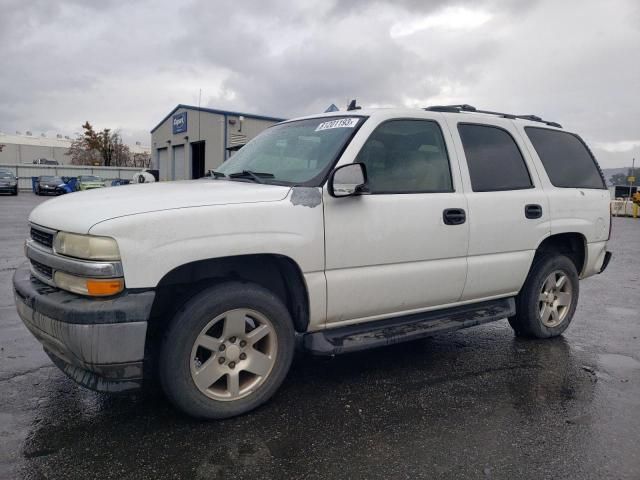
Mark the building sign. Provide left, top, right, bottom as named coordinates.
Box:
left=172, top=112, right=187, bottom=134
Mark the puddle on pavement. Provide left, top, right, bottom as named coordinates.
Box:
left=598, top=353, right=640, bottom=377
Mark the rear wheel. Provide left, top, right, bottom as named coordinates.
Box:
left=509, top=254, right=579, bottom=338
left=159, top=282, right=295, bottom=419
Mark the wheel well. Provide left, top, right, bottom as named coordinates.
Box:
left=148, top=254, right=309, bottom=331
left=535, top=233, right=586, bottom=275
left=143, top=254, right=309, bottom=375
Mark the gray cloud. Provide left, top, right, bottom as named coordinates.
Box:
left=0, top=0, right=638, bottom=167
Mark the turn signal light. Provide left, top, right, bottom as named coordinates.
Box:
left=86, top=278, right=125, bottom=296
left=54, top=271, right=124, bottom=297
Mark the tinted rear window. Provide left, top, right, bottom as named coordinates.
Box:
left=525, top=127, right=605, bottom=189
left=458, top=124, right=533, bottom=192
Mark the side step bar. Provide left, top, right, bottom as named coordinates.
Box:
left=303, top=298, right=516, bottom=355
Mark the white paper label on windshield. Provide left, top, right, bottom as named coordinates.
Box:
left=315, top=118, right=359, bottom=131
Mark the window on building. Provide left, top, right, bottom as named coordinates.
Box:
left=354, top=120, right=453, bottom=194
left=525, top=127, right=605, bottom=189
left=458, top=124, right=533, bottom=192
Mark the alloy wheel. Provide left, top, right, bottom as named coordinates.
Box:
left=538, top=270, right=573, bottom=328
left=189, top=308, right=277, bottom=401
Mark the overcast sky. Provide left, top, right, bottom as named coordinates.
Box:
left=1, top=0, right=638, bottom=168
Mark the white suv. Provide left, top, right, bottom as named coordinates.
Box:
left=14, top=104, right=612, bottom=419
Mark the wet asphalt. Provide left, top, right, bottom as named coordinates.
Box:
left=0, top=193, right=639, bottom=480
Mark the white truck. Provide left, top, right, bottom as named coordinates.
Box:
left=14, top=105, right=612, bottom=419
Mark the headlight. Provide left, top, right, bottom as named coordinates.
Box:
left=53, top=232, right=121, bottom=261
left=54, top=271, right=124, bottom=297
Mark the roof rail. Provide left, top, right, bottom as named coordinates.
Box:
left=424, top=104, right=562, bottom=128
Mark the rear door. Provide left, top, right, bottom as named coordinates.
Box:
left=444, top=117, right=551, bottom=301
left=323, top=116, right=469, bottom=326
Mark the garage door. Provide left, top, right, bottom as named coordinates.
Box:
left=172, top=145, right=185, bottom=180
left=157, top=148, right=169, bottom=181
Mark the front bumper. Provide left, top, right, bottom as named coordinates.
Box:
left=13, top=262, right=155, bottom=392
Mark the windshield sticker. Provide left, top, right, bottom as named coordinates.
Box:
left=315, top=118, right=359, bottom=131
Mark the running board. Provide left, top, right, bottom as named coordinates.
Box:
left=303, top=298, right=516, bottom=355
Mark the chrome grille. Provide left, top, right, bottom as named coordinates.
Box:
left=30, top=227, right=54, bottom=249
left=31, top=259, right=53, bottom=279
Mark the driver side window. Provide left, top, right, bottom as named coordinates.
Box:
left=355, top=119, right=453, bottom=194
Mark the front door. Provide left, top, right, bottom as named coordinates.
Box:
left=323, top=118, right=469, bottom=327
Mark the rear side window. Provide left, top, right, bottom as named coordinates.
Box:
left=458, top=124, right=533, bottom=192
left=525, top=127, right=605, bottom=189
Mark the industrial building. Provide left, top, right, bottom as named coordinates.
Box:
left=0, top=131, right=151, bottom=166
left=150, top=105, right=285, bottom=180
left=0, top=132, right=73, bottom=164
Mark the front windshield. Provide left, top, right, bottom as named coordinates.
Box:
left=81, top=176, right=102, bottom=182
left=0, top=171, right=14, bottom=179
left=216, top=116, right=365, bottom=185
left=40, top=176, right=62, bottom=182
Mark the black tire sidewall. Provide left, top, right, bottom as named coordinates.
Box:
left=516, top=254, right=579, bottom=338
left=159, top=282, right=295, bottom=419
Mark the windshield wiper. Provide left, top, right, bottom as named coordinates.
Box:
left=210, top=170, right=226, bottom=178
left=228, top=170, right=275, bottom=184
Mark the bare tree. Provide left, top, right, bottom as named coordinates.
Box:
left=67, top=137, right=101, bottom=165
left=132, top=152, right=152, bottom=168
left=66, top=121, right=149, bottom=167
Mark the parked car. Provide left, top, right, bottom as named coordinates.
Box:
left=14, top=105, right=612, bottom=419
left=77, top=175, right=106, bottom=191
left=0, top=168, right=18, bottom=195
left=33, top=158, right=59, bottom=165
left=34, top=175, right=66, bottom=195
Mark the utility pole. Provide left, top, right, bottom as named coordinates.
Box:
left=629, top=158, right=636, bottom=198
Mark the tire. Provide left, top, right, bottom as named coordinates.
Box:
left=35, top=187, right=40, bottom=196
left=509, top=254, right=579, bottom=338
left=159, top=282, right=295, bottom=419
left=12, top=188, right=18, bottom=196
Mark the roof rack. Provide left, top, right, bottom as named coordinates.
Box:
left=424, top=104, right=562, bottom=128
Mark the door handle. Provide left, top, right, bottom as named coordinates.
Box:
left=525, top=204, right=543, bottom=219
left=443, top=208, right=466, bottom=225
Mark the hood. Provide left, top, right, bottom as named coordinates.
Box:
left=30, top=179, right=291, bottom=233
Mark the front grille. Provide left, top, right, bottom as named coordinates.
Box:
left=31, top=259, right=53, bottom=279
left=31, top=227, right=54, bottom=248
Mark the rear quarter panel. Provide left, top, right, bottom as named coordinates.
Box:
left=515, top=124, right=610, bottom=277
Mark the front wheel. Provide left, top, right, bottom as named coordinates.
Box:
left=159, top=282, right=295, bottom=419
left=509, top=254, right=579, bottom=338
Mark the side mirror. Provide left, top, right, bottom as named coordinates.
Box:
left=328, top=163, right=368, bottom=198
